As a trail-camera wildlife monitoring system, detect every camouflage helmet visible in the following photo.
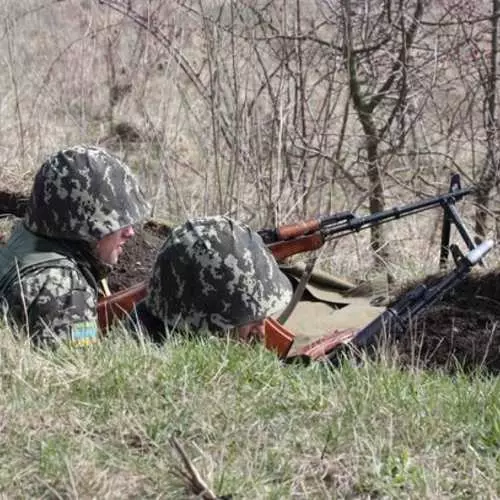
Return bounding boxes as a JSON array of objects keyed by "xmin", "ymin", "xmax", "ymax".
[
  {"xmin": 25, "ymin": 145, "xmax": 149, "ymax": 242},
  {"xmin": 146, "ymin": 216, "xmax": 293, "ymax": 332}
]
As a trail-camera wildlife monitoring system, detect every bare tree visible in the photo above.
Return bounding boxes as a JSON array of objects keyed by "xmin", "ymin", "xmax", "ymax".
[
  {"xmin": 475, "ymin": 0, "xmax": 500, "ymax": 238},
  {"xmin": 322, "ymin": 0, "xmax": 423, "ymax": 266},
  {"xmin": 87, "ymin": 0, "xmax": 493, "ymax": 265}
]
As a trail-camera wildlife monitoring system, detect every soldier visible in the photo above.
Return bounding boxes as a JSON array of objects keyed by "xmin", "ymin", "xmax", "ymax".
[
  {"xmin": 130, "ymin": 216, "xmax": 293, "ymax": 344},
  {"xmin": 0, "ymin": 145, "xmax": 149, "ymax": 347}
]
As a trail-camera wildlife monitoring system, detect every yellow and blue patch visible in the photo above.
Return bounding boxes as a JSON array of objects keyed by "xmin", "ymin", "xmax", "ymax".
[{"xmin": 70, "ymin": 320, "xmax": 99, "ymax": 346}]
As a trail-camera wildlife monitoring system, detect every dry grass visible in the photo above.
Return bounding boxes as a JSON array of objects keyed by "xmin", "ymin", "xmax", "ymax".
[{"xmin": 0, "ymin": 0, "xmax": 498, "ymax": 231}]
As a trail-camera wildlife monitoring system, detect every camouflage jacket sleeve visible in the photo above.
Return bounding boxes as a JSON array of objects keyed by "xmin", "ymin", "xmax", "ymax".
[{"xmin": 4, "ymin": 265, "xmax": 98, "ymax": 347}]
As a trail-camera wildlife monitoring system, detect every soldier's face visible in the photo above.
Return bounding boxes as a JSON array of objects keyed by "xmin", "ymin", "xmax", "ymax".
[
  {"xmin": 235, "ymin": 320, "xmax": 265, "ymax": 343},
  {"xmin": 96, "ymin": 225, "xmax": 135, "ymax": 265}
]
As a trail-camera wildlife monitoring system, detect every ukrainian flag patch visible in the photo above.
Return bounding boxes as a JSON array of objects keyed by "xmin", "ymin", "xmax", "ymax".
[{"xmin": 70, "ymin": 320, "xmax": 98, "ymax": 346}]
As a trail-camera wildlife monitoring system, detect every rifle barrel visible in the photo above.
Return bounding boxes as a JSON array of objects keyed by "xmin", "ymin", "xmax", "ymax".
[{"xmin": 322, "ymin": 187, "xmax": 473, "ymax": 240}]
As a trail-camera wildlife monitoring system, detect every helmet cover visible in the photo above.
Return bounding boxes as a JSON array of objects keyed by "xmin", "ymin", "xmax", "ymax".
[
  {"xmin": 25, "ymin": 145, "xmax": 149, "ymax": 242},
  {"xmin": 146, "ymin": 216, "xmax": 293, "ymax": 332}
]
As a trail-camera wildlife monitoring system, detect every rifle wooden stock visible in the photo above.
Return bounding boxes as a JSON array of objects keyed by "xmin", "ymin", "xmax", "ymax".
[
  {"xmin": 295, "ymin": 328, "xmax": 359, "ymax": 360},
  {"xmin": 258, "ymin": 211, "xmax": 354, "ymax": 244},
  {"xmin": 264, "ymin": 317, "xmax": 296, "ymax": 358},
  {"xmin": 267, "ymin": 233, "xmax": 325, "ymax": 261},
  {"xmin": 274, "ymin": 219, "xmax": 321, "ymax": 240},
  {"xmin": 97, "ymin": 280, "xmax": 148, "ymax": 332},
  {"xmin": 265, "ymin": 316, "xmax": 359, "ymax": 361}
]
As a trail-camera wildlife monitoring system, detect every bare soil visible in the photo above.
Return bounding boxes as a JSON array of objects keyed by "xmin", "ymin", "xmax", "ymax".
[
  {"xmin": 391, "ymin": 270, "xmax": 500, "ymax": 374},
  {"xmin": 106, "ymin": 220, "xmax": 169, "ymax": 291},
  {"xmin": 2, "ymin": 189, "xmax": 499, "ymax": 374}
]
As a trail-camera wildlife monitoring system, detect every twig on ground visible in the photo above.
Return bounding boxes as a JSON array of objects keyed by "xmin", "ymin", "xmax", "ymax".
[{"xmin": 169, "ymin": 436, "xmax": 219, "ymax": 500}]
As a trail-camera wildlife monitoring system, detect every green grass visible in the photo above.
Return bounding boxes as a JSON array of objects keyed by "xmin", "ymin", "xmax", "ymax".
[{"xmin": 0, "ymin": 329, "xmax": 499, "ymax": 499}]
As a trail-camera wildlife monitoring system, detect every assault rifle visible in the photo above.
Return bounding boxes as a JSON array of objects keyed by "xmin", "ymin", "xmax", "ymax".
[
  {"xmin": 97, "ymin": 174, "xmax": 474, "ymax": 332},
  {"xmin": 276, "ymin": 239, "xmax": 494, "ymax": 364}
]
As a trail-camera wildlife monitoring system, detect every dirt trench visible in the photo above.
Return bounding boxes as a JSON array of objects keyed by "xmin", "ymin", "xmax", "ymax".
[
  {"xmin": 1, "ymin": 189, "xmax": 500, "ymax": 374},
  {"xmin": 113, "ymin": 220, "xmax": 500, "ymax": 375}
]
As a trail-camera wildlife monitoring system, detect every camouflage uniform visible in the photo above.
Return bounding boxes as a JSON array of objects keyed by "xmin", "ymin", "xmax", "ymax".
[
  {"xmin": 132, "ymin": 216, "xmax": 293, "ymax": 340},
  {"xmin": 0, "ymin": 145, "xmax": 149, "ymax": 347}
]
